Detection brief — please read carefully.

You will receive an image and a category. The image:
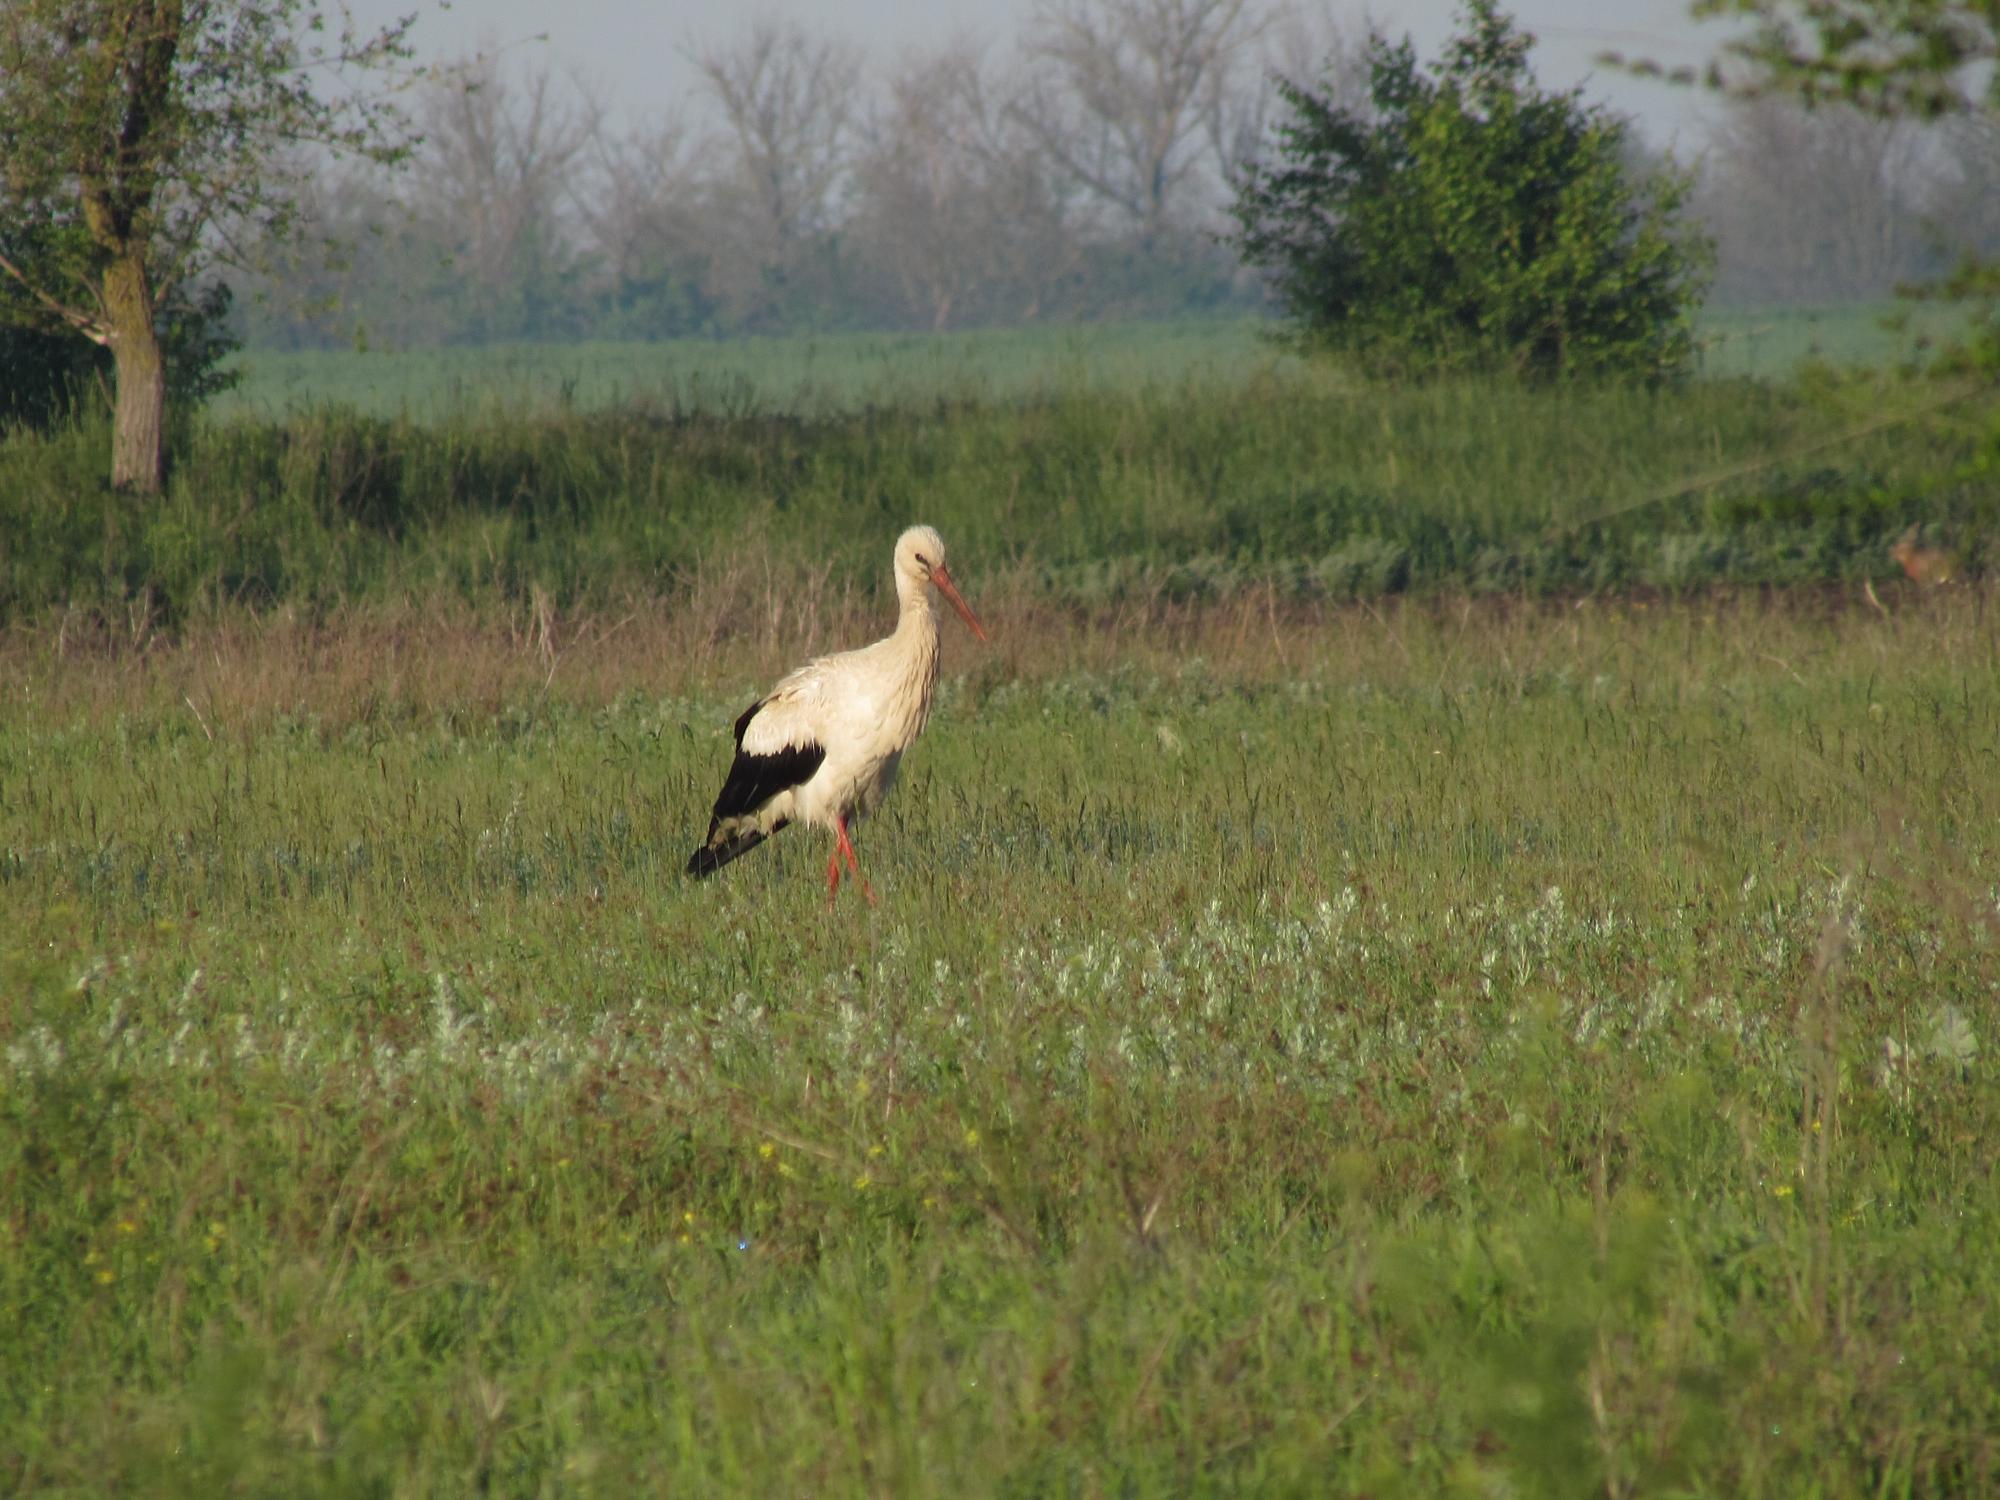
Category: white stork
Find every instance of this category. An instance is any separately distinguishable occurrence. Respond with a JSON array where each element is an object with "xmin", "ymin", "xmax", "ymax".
[{"xmin": 686, "ymin": 525, "xmax": 988, "ymax": 901}]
